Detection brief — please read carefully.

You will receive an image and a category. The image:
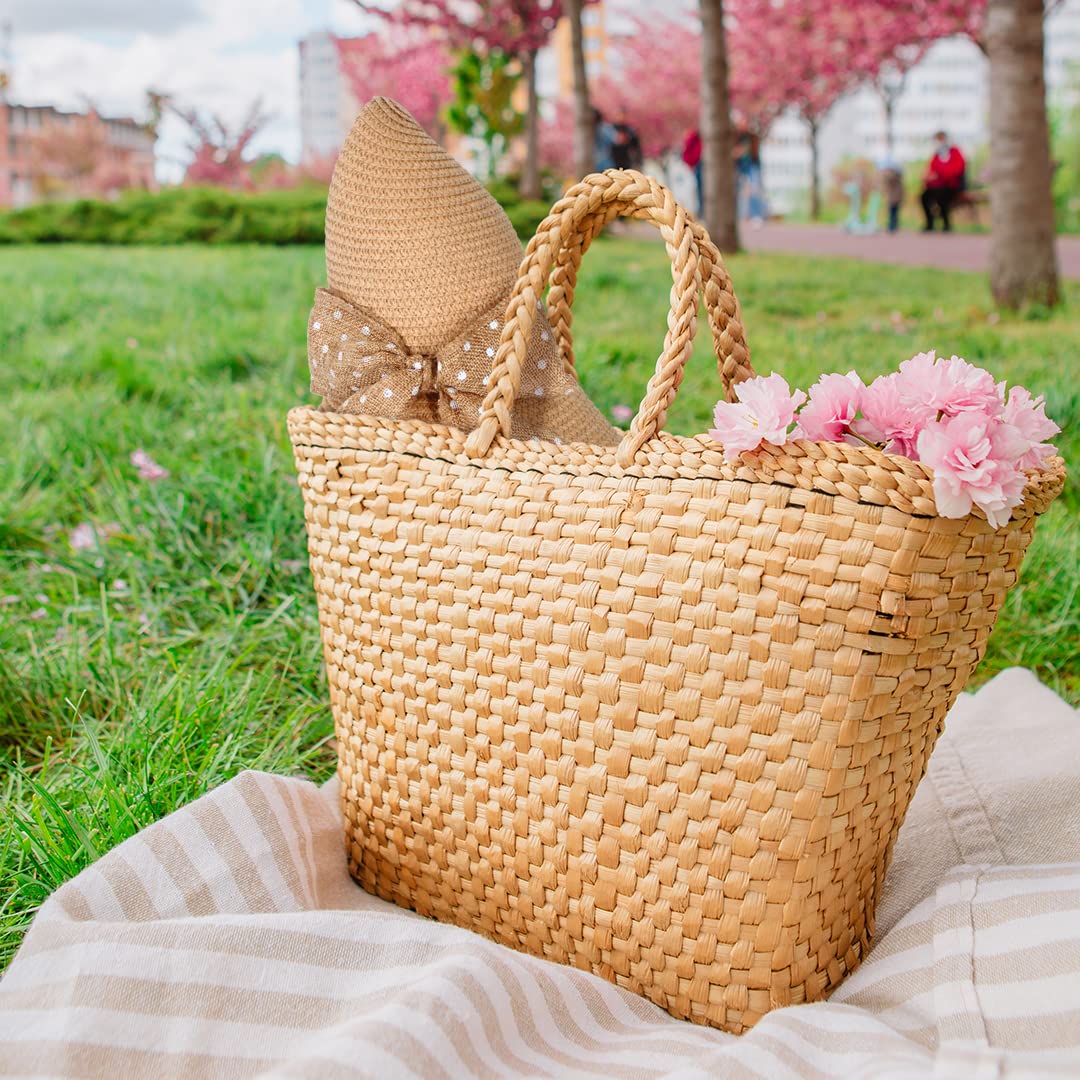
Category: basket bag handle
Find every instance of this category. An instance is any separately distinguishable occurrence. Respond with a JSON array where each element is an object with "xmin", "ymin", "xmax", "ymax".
[{"xmin": 464, "ymin": 169, "xmax": 756, "ymax": 466}]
